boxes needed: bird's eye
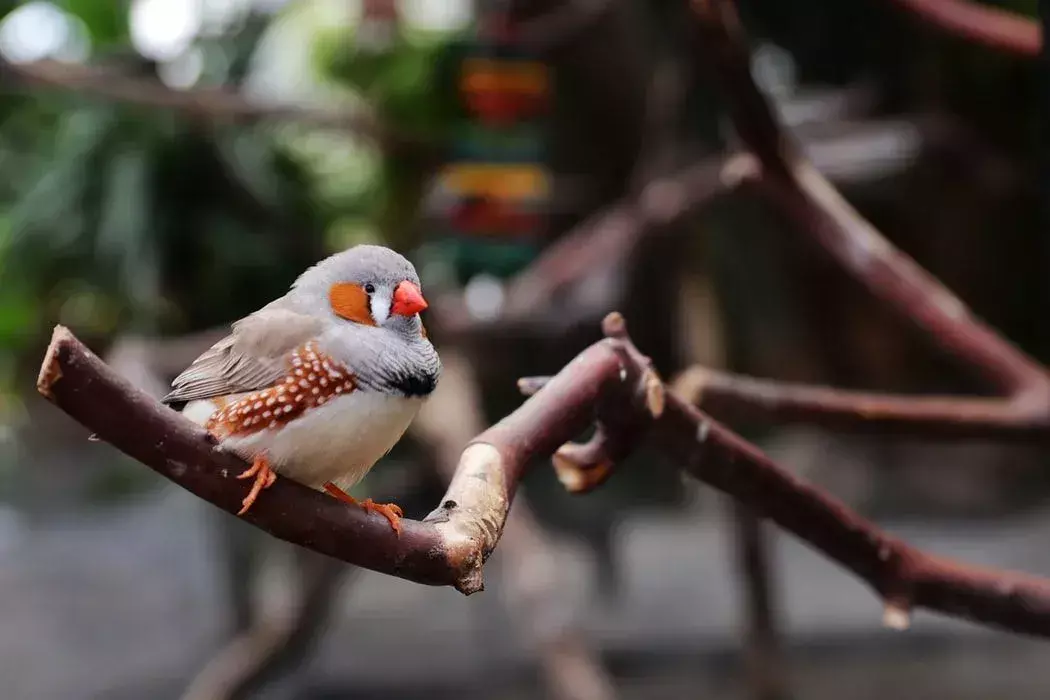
[364,283,375,295]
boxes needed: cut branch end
[37,325,72,400]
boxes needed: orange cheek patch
[329,283,376,326]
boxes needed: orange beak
[390,280,428,317]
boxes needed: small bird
[162,245,440,534]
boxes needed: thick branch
[650,382,1050,637]
[409,349,616,700]
[689,0,1050,406]
[36,323,641,595]
[888,0,1041,58]
[575,319,1050,637]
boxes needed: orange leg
[324,482,403,537]
[236,453,276,515]
[324,482,358,505]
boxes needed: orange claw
[237,453,276,515]
[323,482,403,537]
[361,499,404,537]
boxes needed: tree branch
[433,155,731,337]
[731,505,788,700]
[180,549,351,700]
[691,0,1048,397]
[0,56,428,154]
[671,366,1050,439]
[409,348,616,700]
[742,160,1050,401]
[655,382,1050,637]
[675,0,1050,436]
[36,320,648,595]
[38,312,1050,635]
[511,0,613,53]
[887,0,1041,58]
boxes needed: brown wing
[162,306,325,406]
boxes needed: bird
[162,245,441,535]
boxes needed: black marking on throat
[384,367,438,398]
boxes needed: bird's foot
[361,499,403,537]
[323,482,403,537]
[236,453,276,515]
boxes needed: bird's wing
[162,307,326,406]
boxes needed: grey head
[285,244,428,340]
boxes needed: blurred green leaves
[0,0,470,423]
[308,23,464,248]
[319,32,459,139]
[0,5,330,367]
[58,0,128,48]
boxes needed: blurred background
[1,0,1048,698]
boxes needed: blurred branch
[0,56,431,155]
[887,0,1041,57]
[433,155,731,337]
[740,161,1050,399]
[665,0,1050,433]
[512,0,613,52]
[731,505,788,700]
[107,329,230,379]
[687,1,1027,390]
[671,367,1050,439]
[630,53,690,194]
[181,550,350,700]
[38,312,1050,635]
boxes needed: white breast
[184,391,423,491]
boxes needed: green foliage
[308,23,466,247]
[58,0,129,47]
[0,2,473,431]
[320,36,460,139]
[0,8,330,367]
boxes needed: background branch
[731,504,788,700]
[690,0,1048,398]
[672,365,1050,439]
[180,549,350,700]
[887,0,1041,58]
[678,0,1050,438]
[0,56,429,155]
[434,156,731,337]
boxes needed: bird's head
[290,245,429,338]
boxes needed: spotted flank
[206,341,356,439]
